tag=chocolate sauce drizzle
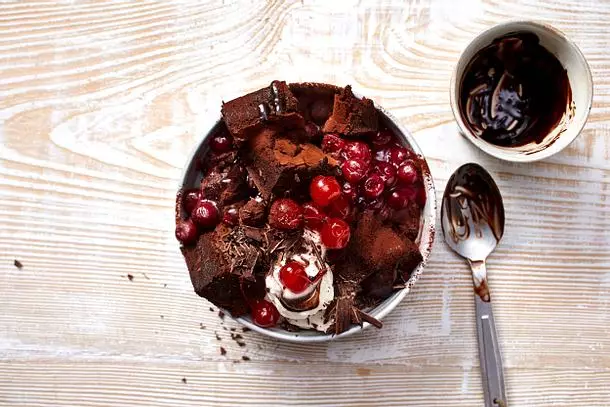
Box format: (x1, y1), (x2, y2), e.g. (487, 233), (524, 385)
(258, 80), (285, 121)
(443, 164), (504, 246)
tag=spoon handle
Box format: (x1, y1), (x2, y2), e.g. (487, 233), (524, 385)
(475, 293), (507, 407)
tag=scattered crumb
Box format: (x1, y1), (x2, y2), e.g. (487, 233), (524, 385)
(13, 260), (23, 269)
(218, 310), (225, 320)
(231, 333), (246, 347)
(220, 347), (227, 356)
(163, 283), (167, 288)
(215, 331), (222, 341)
(142, 273), (150, 280)
(230, 328), (236, 332)
(160, 315), (164, 319)
(127, 274), (134, 281)
(200, 323), (206, 330)
(242, 327), (251, 333)
(222, 327), (227, 331)
(209, 307), (214, 312)
(242, 356), (250, 361)
(182, 378), (187, 384)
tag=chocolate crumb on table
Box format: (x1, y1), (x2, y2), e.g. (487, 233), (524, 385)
(215, 331), (222, 341)
(218, 310), (225, 320)
(200, 323), (206, 330)
(242, 356), (250, 361)
(220, 347), (227, 356)
(209, 307), (214, 312)
(13, 259), (23, 269)
(242, 327), (251, 333)
(181, 378), (187, 384)
(127, 274), (134, 281)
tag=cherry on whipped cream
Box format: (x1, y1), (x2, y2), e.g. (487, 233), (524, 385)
(269, 198), (303, 230)
(321, 217), (351, 249)
(175, 219), (199, 244)
(251, 299), (280, 328)
(310, 175), (341, 207)
(279, 261), (311, 293)
(191, 200), (220, 229)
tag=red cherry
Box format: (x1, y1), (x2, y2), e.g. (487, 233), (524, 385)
(310, 175), (341, 207)
(175, 219), (198, 244)
(303, 202), (327, 231)
(342, 181), (357, 202)
(223, 207), (240, 226)
(269, 198), (303, 230)
(341, 158), (369, 183)
(371, 130), (393, 147)
(374, 148), (390, 162)
(191, 200), (220, 229)
(387, 187), (417, 210)
(321, 217), (351, 249)
(362, 174), (385, 199)
(251, 300), (280, 328)
(279, 261), (311, 293)
(328, 194), (353, 221)
(373, 161), (397, 187)
(321, 134), (345, 158)
(182, 189), (201, 214)
(388, 147), (410, 166)
(397, 160), (420, 184)
(209, 133), (233, 153)
(343, 141), (371, 163)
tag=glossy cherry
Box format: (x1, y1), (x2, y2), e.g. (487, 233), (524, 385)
(397, 160), (420, 184)
(223, 207), (240, 226)
(191, 200), (220, 229)
(321, 134), (346, 157)
(321, 217), (351, 249)
(387, 187), (417, 210)
(343, 141), (371, 163)
(279, 261), (311, 293)
(269, 198), (303, 230)
(310, 175), (341, 207)
(182, 189), (201, 214)
(251, 299), (280, 328)
(209, 133), (233, 153)
(328, 194), (352, 221)
(341, 158), (368, 183)
(373, 161), (397, 187)
(388, 146), (410, 166)
(362, 174), (385, 199)
(371, 129), (393, 147)
(341, 181), (357, 202)
(302, 202), (327, 231)
(175, 219), (198, 244)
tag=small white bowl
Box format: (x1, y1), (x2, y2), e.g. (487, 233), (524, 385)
(179, 84), (436, 342)
(450, 21), (593, 162)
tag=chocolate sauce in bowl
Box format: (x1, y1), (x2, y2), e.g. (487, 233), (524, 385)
(459, 32), (572, 147)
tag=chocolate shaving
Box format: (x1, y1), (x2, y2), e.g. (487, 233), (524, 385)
(220, 347), (227, 356)
(357, 309), (383, 329)
(242, 356), (250, 361)
(13, 259), (23, 269)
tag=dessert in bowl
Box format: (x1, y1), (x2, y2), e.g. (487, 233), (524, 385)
(176, 81), (435, 341)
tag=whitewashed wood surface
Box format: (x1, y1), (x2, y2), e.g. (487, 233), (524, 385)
(1, 1), (609, 406)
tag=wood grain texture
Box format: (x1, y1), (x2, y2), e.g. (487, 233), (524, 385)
(0, 0), (609, 406)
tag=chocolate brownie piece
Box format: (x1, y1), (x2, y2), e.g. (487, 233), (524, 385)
(390, 201), (421, 242)
(222, 81), (304, 142)
(352, 211), (408, 272)
(322, 86), (379, 136)
(200, 152), (248, 205)
(181, 225), (250, 316)
(245, 128), (338, 199)
(239, 198), (267, 227)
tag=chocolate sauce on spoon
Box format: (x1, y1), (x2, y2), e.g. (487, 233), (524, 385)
(459, 32), (572, 147)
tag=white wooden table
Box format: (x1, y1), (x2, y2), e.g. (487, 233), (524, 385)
(1, 1), (609, 406)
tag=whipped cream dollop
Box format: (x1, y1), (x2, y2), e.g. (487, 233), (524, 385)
(265, 229), (334, 332)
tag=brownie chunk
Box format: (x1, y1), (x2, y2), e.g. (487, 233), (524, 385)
(181, 225), (249, 316)
(390, 201), (421, 241)
(322, 86), (379, 136)
(200, 153), (248, 205)
(245, 128), (338, 199)
(239, 198), (267, 227)
(222, 81), (304, 142)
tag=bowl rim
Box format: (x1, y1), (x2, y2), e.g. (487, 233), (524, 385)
(449, 20), (593, 163)
(179, 82), (437, 343)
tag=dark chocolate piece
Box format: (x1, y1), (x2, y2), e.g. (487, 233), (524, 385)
(239, 198), (267, 226)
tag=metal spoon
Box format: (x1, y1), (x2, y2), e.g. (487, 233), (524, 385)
(441, 163), (507, 407)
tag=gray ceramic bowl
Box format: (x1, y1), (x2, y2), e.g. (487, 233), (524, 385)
(179, 83), (436, 342)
